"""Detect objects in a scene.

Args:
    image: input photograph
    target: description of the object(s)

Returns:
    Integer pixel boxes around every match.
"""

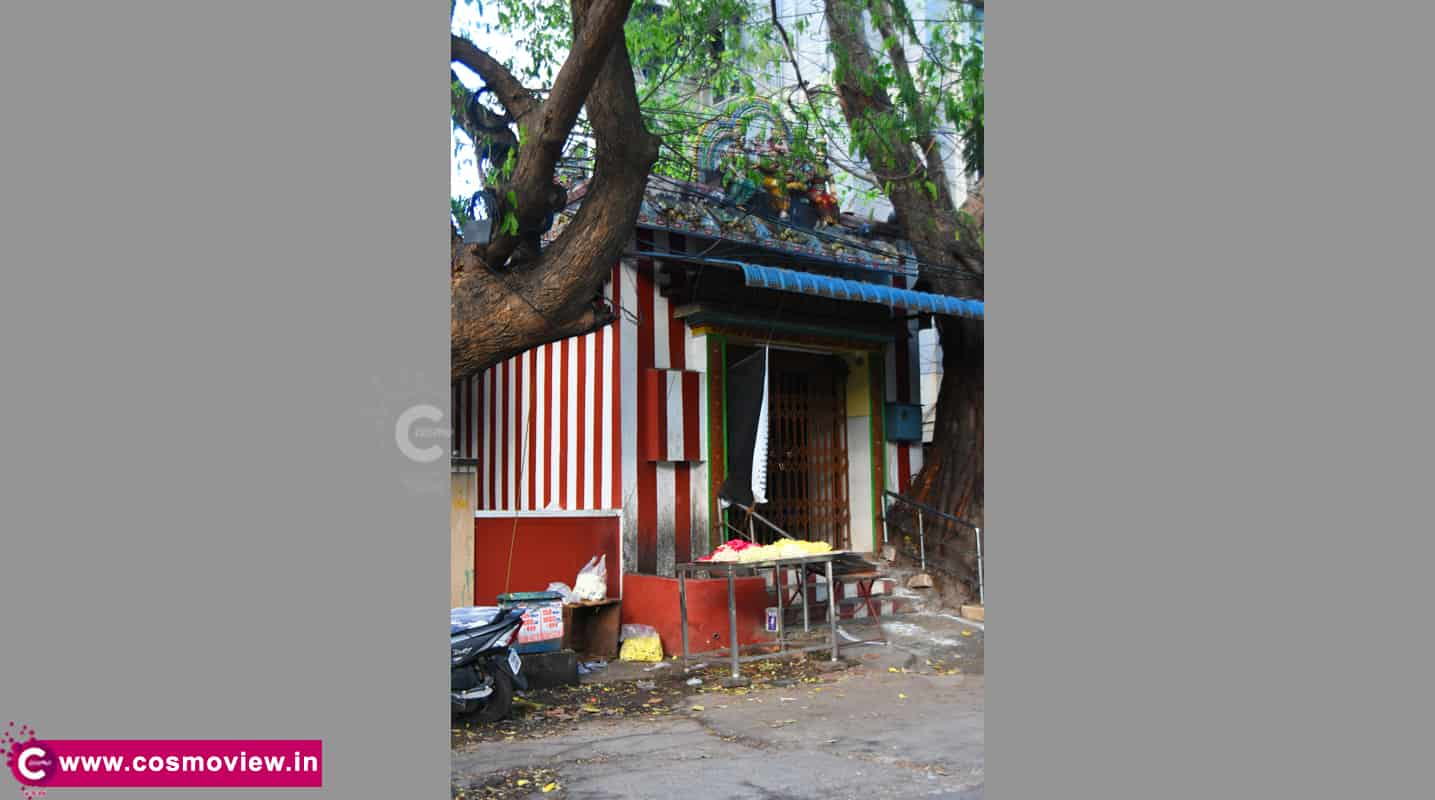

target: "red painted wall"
[620,573,771,655]
[473,515,620,605]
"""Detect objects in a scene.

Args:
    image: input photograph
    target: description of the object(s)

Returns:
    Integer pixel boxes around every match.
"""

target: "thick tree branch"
[451,0,659,380]
[479,0,639,271]
[450,35,538,120]
[544,0,636,148]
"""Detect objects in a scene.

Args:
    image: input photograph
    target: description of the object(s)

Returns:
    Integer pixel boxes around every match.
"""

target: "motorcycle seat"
[450,607,522,637]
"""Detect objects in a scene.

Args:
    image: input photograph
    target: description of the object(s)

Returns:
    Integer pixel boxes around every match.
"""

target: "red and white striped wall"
[453,233,715,579]
[452,262,625,513]
[623,229,712,578]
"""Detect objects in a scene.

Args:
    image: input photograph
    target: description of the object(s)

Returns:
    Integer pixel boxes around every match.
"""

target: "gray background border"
[994,1,1435,797]
[4,1,1434,798]
[1,1,450,797]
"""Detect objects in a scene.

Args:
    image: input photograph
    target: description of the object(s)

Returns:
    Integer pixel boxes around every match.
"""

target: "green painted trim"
[718,334,730,540]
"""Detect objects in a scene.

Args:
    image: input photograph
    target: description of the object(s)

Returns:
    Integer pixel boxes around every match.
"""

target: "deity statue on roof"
[757,137,791,217]
[806,158,840,227]
[720,146,758,208]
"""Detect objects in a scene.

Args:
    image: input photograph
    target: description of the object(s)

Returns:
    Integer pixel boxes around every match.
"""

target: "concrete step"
[834,595,915,620]
[774,594,916,624]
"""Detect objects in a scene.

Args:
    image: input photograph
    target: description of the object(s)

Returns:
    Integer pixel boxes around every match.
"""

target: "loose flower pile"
[698,538,835,563]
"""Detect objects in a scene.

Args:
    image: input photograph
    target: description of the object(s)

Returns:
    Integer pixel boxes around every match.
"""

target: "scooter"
[451,607,527,722]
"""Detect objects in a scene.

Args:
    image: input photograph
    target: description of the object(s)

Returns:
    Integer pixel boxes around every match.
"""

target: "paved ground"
[452,614,983,800]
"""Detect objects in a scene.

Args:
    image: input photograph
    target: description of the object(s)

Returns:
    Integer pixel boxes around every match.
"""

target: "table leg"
[727,567,740,681]
[800,563,810,633]
[826,559,838,662]
[774,564,785,652]
[678,568,689,670]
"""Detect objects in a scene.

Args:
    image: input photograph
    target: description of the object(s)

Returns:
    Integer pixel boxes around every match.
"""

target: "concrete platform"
[518,648,578,690]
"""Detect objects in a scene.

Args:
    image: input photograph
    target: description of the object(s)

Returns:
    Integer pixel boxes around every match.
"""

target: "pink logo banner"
[6,737,322,790]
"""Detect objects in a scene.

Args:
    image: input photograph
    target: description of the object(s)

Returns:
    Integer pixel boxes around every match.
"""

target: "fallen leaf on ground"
[542,783,559,793]
[516,779,529,786]
[690,705,705,711]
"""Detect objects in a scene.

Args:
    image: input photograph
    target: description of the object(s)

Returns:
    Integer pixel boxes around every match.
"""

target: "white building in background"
[919,324,943,442]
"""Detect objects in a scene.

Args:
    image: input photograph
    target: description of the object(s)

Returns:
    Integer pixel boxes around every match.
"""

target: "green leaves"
[451,196,473,226]
[499,147,516,182]
[499,189,520,237]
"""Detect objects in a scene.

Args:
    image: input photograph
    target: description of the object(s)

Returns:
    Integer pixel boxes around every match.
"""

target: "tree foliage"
[456,0,982,212]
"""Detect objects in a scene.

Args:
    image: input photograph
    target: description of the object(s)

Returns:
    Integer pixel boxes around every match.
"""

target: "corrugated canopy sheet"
[741,264,984,319]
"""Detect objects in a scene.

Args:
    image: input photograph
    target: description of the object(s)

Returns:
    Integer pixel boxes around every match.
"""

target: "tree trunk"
[823,0,983,600]
[904,314,983,599]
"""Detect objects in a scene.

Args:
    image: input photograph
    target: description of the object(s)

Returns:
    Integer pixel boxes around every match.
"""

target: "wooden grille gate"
[761,351,851,549]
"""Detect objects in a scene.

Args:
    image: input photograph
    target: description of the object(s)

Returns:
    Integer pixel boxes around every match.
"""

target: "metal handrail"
[881,491,977,530]
[881,490,983,607]
[726,503,796,541]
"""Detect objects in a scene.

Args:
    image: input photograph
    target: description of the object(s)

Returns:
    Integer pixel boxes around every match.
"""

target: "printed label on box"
[515,603,563,643]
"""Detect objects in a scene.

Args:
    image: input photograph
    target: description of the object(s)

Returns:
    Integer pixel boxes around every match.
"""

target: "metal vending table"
[676,552,876,686]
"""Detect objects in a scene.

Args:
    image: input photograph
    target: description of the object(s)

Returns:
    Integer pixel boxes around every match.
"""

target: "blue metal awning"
[741,264,984,319]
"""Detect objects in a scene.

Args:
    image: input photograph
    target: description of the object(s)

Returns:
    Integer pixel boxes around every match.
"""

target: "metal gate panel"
[763,353,850,549]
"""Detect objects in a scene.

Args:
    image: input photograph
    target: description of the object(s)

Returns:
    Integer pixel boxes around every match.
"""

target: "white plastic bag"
[573,555,607,602]
[546,582,577,604]
[620,623,657,641]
